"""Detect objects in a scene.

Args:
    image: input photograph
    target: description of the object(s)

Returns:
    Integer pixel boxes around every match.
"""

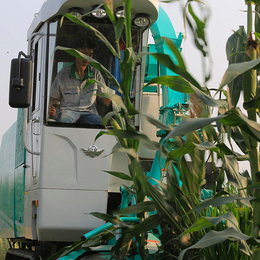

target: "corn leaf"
[124,0,132,47]
[142,179,184,233]
[54,46,120,88]
[225,26,247,108]
[218,58,260,92]
[117,201,156,215]
[63,13,119,59]
[223,155,248,190]
[190,194,255,215]
[141,113,173,131]
[104,171,133,181]
[161,36,186,70]
[151,53,202,90]
[164,115,226,140]
[145,76,194,93]
[124,214,162,234]
[166,141,218,163]
[180,212,238,236]
[178,228,258,260]
[103,2,116,26]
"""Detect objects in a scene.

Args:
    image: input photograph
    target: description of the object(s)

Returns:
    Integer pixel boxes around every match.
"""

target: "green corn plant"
[140,0,260,259]
[153,0,260,259]
[46,0,221,259]
[45,0,189,258]
[47,0,260,259]
[215,1,260,258]
[187,183,252,260]
[246,2,260,258]
[131,1,260,258]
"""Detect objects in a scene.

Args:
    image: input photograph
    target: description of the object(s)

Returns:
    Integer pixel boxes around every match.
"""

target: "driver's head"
[75,39,96,66]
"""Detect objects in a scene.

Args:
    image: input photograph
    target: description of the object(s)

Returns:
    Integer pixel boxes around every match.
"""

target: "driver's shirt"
[50,64,106,115]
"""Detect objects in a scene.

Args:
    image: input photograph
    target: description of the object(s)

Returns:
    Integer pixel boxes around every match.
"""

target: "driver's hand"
[49,104,56,114]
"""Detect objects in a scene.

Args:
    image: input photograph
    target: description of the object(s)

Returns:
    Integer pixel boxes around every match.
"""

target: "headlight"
[115,9,125,18]
[69,8,84,19]
[70,11,82,18]
[133,14,150,27]
[91,7,107,18]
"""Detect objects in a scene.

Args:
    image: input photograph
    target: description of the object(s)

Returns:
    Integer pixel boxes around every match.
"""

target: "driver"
[49,39,111,125]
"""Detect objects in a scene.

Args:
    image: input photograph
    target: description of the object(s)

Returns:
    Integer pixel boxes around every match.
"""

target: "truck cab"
[3,0,159,255]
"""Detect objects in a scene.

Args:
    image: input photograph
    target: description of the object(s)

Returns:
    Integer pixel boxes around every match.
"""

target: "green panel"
[0,109,26,239]
[0,122,16,238]
[14,165,25,237]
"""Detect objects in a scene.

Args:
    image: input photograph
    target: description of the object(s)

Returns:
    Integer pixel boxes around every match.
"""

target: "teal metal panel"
[0,109,25,239]
[145,44,159,85]
[147,7,186,185]
[150,7,188,125]
[0,122,16,238]
[150,6,187,111]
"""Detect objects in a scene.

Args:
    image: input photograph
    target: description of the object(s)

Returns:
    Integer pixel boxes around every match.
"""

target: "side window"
[32,37,42,112]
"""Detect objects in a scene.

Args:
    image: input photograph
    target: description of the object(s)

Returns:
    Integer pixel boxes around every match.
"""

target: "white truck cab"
[4,0,159,257]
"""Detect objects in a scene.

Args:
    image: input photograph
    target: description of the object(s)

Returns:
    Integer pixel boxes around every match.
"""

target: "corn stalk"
[245,1,260,258]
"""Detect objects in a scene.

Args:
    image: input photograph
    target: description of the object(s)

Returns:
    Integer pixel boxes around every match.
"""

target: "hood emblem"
[82,145,104,158]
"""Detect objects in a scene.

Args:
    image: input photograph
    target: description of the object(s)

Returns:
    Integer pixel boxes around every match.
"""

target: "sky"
[0,0,248,144]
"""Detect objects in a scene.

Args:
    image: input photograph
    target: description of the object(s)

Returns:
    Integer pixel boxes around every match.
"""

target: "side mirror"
[9,52,32,108]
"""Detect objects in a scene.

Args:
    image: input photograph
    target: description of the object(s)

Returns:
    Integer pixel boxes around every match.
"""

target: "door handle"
[32,116,40,123]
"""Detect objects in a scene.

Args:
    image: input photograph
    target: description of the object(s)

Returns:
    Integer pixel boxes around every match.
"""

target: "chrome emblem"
[81,145,104,158]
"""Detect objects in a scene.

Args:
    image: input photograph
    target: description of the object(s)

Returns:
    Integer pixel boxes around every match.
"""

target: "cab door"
[26,33,43,188]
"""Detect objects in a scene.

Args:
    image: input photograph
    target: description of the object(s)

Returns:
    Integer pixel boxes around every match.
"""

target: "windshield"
[46,17,147,128]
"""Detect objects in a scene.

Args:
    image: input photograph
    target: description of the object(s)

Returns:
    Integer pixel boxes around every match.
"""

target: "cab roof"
[27,0,159,39]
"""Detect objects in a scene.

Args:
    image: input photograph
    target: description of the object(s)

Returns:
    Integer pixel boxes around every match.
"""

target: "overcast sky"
[0,0,248,143]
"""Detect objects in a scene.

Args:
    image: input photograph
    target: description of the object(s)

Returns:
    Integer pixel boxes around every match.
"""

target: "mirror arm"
[12,52,31,90]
